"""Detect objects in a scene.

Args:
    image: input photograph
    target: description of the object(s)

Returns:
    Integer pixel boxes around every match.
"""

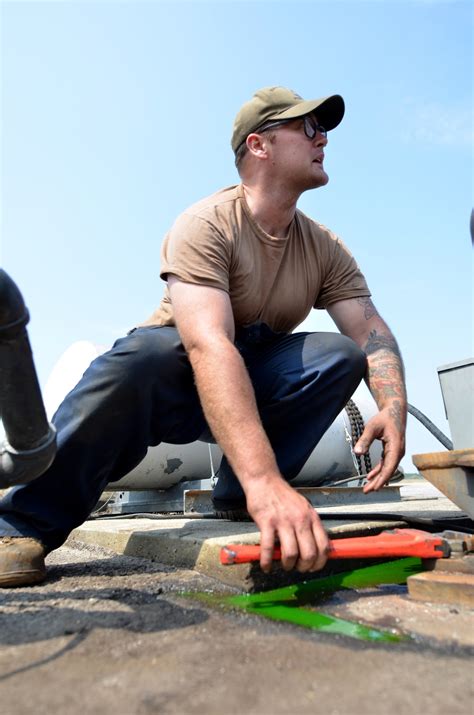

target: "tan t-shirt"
[144,184,370,333]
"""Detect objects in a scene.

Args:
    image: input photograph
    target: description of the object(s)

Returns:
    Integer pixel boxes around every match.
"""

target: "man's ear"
[246,133,270,160]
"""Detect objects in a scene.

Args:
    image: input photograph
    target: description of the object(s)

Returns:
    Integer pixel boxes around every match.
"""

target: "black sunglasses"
[256,114,327,140]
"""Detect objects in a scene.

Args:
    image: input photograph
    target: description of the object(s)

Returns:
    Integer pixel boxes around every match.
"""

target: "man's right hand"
[245,476,329,574]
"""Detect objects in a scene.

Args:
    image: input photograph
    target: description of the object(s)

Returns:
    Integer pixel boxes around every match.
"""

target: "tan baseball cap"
[231,86,345,153]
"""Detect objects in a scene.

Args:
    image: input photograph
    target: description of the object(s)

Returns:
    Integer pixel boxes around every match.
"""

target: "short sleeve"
[314,235,371,309]
[160,212,232,292]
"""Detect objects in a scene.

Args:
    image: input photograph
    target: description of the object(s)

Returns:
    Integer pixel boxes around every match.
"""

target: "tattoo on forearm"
[364,329,402,359]
[356,297,379,321]
[389,400,404,432]
[363,329,407,414]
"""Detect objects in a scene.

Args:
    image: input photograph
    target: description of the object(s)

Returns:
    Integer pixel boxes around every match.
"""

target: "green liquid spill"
[184,558,424,644]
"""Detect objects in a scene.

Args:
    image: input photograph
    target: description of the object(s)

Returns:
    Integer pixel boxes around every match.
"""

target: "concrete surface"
[0,539,473,715]
[71,493,466,591]
[72,516,413,591]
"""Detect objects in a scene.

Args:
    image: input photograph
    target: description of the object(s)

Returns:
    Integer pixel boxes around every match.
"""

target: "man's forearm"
[188,337,281,491]
[327,293,407,486]
[363,326,407,430]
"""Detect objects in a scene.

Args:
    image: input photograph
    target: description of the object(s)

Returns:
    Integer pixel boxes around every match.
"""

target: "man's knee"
[330,333,366,376]
[304,332,367,380]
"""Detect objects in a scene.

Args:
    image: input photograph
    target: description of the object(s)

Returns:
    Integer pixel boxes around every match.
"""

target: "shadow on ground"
[0,553,210,682]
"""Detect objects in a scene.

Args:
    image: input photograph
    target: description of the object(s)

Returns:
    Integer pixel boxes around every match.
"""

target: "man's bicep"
[168,275,235,349]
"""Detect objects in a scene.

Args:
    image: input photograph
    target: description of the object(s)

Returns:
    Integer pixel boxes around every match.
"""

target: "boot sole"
[0,568,46,588]
[214,508,252,522]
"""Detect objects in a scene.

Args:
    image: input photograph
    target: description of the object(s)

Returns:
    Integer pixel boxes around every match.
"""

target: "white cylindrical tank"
[44,342,383,490]
[43,341,109,419]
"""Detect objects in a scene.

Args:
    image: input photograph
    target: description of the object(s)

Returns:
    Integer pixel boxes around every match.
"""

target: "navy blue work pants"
[0,325,366,551]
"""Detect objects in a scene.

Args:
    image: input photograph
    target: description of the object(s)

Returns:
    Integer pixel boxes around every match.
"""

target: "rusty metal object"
[421,532,474,575]
[412,449,474,519]
[439,530,474,554]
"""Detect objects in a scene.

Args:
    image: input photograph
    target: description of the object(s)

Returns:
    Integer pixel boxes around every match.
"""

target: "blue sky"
[1,0,472,470]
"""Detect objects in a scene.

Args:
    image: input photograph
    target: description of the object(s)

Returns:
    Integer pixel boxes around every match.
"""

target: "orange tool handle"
[220,529,449,565]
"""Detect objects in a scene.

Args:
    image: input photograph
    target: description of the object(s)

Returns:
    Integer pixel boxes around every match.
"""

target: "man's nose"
[314,132,328,147]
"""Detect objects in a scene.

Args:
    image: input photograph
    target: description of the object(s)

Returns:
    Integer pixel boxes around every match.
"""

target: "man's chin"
[310,172,329,189]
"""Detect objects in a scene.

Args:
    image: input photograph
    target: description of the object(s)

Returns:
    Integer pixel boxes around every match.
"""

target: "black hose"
[407,403,453,450]
[0,269,56,487]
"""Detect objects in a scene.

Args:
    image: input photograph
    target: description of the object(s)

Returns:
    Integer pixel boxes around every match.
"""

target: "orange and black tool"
[220,528,451,566]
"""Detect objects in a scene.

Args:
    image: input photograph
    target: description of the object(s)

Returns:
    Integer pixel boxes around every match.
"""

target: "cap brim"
[270,95,345,131]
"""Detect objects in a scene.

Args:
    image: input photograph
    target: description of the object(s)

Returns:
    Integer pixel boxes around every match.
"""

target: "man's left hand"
[353,406,406,493]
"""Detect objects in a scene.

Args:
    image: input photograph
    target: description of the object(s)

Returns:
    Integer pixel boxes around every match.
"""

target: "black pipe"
[0,269,56,487]
[407,403,453,451]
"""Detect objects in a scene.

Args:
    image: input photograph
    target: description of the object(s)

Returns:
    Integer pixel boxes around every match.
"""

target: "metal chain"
[344,399,372,475]
[342,415,363,479]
